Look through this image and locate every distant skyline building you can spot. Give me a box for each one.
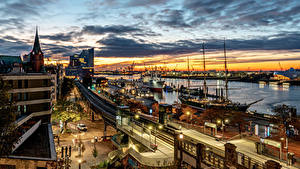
[66,48,94,77]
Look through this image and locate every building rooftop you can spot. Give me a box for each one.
[0,55,22,65]
[11,123,56,161]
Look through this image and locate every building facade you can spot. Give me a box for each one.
[0,28,57,169]
[65,48,94,77]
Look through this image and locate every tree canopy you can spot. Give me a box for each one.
[52,100,83,131]
[0,78,19,156]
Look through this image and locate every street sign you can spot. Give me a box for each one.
[204,122,217,129]
[263,139,281,148]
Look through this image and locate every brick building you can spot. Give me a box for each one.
[0,28,57,169]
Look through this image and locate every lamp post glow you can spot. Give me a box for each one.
[148,126,153,130]
[225,119,229,124]
[78,159,82,169]
[179,133,184,139]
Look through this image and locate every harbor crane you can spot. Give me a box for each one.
[278,62,283,71]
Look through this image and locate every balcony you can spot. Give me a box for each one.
[8,86,53,94]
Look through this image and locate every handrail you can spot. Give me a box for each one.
[13,120,41,152]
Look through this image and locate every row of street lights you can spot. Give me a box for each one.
[148,124,164,150]
[133,111,165,151]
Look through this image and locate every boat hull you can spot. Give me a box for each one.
[179,97,249,112]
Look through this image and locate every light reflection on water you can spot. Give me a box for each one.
[162,78,300,115]
[96,75,300,115]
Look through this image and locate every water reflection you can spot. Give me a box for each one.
[98,75,300,115]
[162,78,299,115]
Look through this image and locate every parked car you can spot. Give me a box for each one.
[77,124,87,131]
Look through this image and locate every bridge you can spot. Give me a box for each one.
[75,80,294,169]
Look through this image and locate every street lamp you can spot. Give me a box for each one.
[225,119,229,124]
[78,159,82,169]
[179,133,184,140]
[186,111,192,123]
[135,114,140,120]
[91,139,95,149]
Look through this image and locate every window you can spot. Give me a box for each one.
[18,80,22,88]
[43,79,48,86]
[24,80,28,88]
[9,80,13,88]
[23,93,28,100]
[44,91,49,98]
[17,106,21,112]
[17,93,22,101]
[9,93,13,102]
[24,105,27,113]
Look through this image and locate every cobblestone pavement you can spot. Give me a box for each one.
[53,119,117,169]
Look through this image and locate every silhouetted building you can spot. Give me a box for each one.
[0,55,23,73]
[65,48,94,77]
[24,27,45,72]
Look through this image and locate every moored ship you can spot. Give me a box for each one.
[179,41,262,112]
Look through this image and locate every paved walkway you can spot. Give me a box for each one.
[53,119,116,169]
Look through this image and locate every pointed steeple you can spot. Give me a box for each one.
[32,26,43,54]
[29,26,44,72]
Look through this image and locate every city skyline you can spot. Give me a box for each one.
[0,0,300,71]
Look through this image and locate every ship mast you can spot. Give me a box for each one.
[187,55,190,97]
[224,38,228,101]
[202,43,207,99]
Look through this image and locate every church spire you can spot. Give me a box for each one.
[29,26,44,72]
[32,26,42,54]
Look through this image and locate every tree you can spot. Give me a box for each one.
[271,104,296,160]
[82,72,92,87]
[230,111,249,138]
[272,104,296,139]
[0,78,19,156]
[52,100,83,132]
[200,108,220,123]
[61,77,74,98]
[180,105,197,123]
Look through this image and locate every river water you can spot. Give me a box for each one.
[98,74,300,115]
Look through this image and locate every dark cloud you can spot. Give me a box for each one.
[82,25,142,35]
[86,0,169,8]
[40,33,75,42]
[217,32,300,50]
[2,35,19,41]
[95,32,300,57]
[0,38,31,55]
[81,25,159,37]
[0,18,25,31]
[0,35,89,58]
[181,0,300,30]
[96,35,201,57]
[156,9,191,28]
[0,0,57,17]
[127,0,169,7]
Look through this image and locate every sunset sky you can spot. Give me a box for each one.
[0,0,300,71]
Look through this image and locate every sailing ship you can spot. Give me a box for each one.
[141,69,164,92]
[179,40,262,112]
